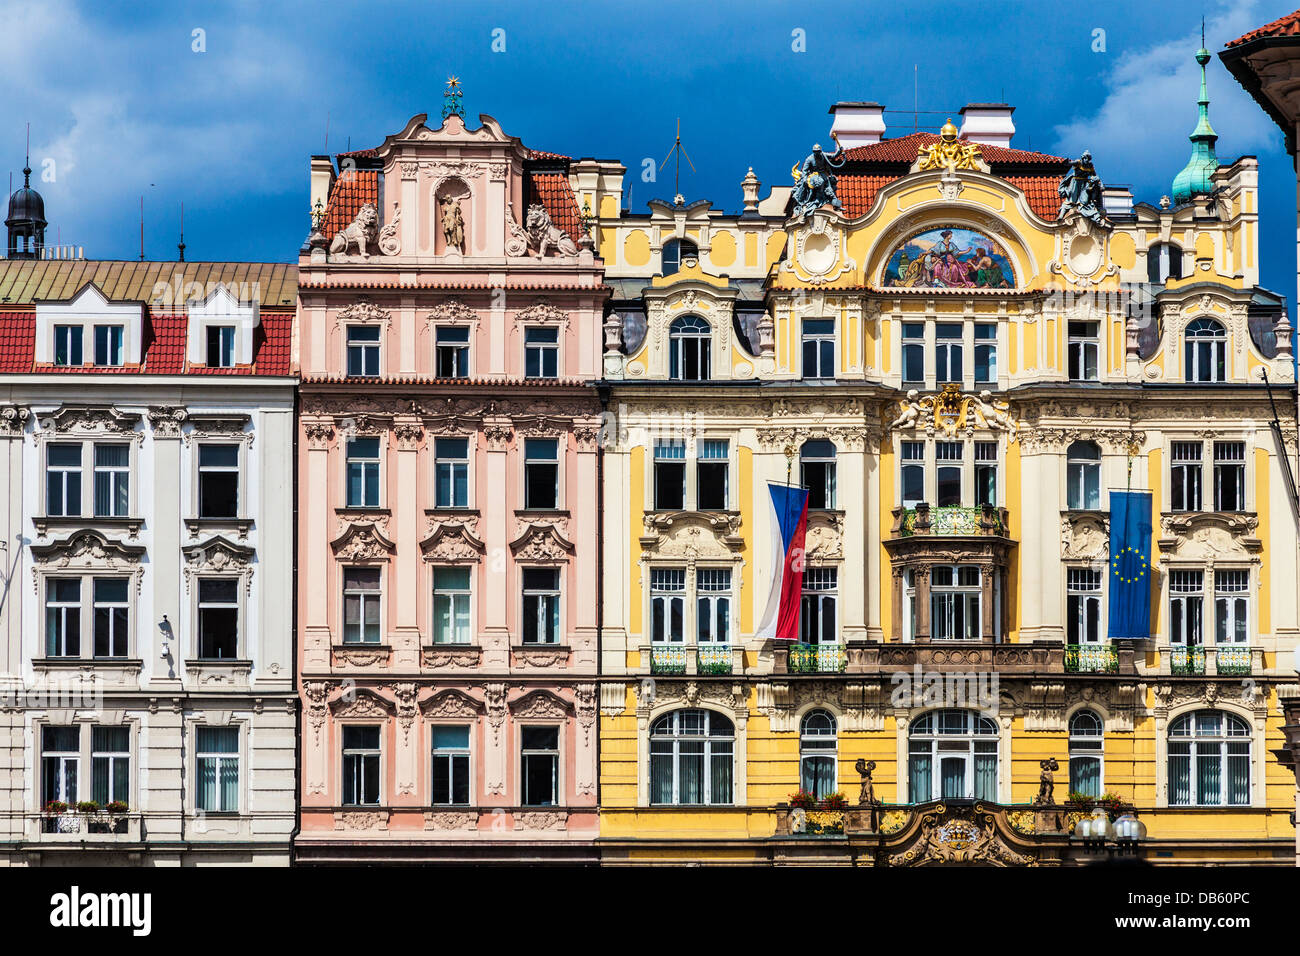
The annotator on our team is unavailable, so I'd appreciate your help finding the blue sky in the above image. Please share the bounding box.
[3,0,1298,310]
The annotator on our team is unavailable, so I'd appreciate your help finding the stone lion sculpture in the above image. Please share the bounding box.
[329,202,378,257]
[525,203,578,258]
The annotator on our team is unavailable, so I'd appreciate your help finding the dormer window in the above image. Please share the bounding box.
[207,326,236,368]
[669,315,710,381]
[54,326,83,366]
[1148,242,1183,284]
[436,326,471,377]
[1184,318,1226,383]
[93,325,124,367]
[662,239,698,276]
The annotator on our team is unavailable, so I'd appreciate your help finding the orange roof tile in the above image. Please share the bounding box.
[527,172,584,242]
[1227,9,1300,46]
[142,314,187,374]
[322,169,379,240]
[0,313,35,372]
[842,131,1067,166]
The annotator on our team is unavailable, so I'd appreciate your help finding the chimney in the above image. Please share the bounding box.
[828,102,886,149]
[310,155,336,223]
[1102,186,1134,219]
[958,104,1015,147]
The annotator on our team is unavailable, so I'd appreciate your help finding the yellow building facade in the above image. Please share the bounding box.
[588,99,1299,864]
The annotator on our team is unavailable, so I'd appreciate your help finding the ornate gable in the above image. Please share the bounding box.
[510,689,572,719]
[420,689,484,719]
[182,535,256,592]
[509,523,575,563]
[331,522,397,561]
[330,689,396,718]
[39,405,142,440]
[421,522,487,563]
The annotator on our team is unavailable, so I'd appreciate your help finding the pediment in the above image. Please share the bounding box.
[508,523,574,563]
[640,511,744,557]
[421,523,486,562]
[31,529,146,567]
[39,405,142,437]
[330,689,396,718]
[182,535,256,575]
[332,523,397,561]
[510,689,572,719]
[420,689,484,719]
[1158,512,1261,559]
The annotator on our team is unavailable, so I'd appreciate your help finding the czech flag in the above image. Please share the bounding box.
[756,483,809,642]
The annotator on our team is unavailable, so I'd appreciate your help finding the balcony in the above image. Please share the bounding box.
[650,644,687,675]
[787,643,847,674]
[894,504,1010,538]
[1215,645,1252,676]
[1170,645,1206,676]
[29,811,142,842]
[1065,643,1118,674]
[696,643,733,675]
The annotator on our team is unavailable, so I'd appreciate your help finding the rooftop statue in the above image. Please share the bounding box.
[1058,150,1107,226]
[791,142,846,219]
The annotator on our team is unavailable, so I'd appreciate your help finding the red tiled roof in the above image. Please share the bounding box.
[1002,175,1061,220]
[322,169,379,240]
[528,149,571,161]
[0,313,35,372]
[1227,9,1300,46]
[527,171,584,243]
[298,278,609,292]
[837,174,897,218]
[842,131,1067,166]
[303,375,590,387]
[254,313,292,376]
[142,314,186,374]
[336,147,380,159]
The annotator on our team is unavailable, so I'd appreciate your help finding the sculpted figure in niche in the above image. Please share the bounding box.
[440,195,466,253]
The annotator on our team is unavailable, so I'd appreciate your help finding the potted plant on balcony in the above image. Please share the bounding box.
[1065,790,1096,811]
[42,799,70,835]
[100,800,130,834]
[1097,791,1126,820]
[788,789,817,811]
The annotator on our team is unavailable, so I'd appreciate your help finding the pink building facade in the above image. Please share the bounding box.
[294,101,607,863]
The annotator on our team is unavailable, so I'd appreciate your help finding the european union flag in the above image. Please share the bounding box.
[1108,490,1153,639]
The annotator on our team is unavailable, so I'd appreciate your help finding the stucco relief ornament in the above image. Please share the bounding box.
[337,301,391,326]
[303,420,335,447]
[393,420,424,448]
[378,201,401,256]
[147,405,187,437]
[516,301,569,326]
[525,204,578,258]
[0,404,28,437]
[182,536,255,593]
[505,201,531,257]
[40,405,142,438]
[510,524,575,563]
[421,689,482,719]
[888,385,1019,440]
[916,120,982,172]
[428,299,478,324]
[329,202,378,257]
[331,523,396,561]
[420,522,486,562]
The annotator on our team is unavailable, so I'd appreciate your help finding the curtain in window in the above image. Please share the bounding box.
[678,741,704,804]
[709,743,732,804]
[940,757,966,799]
[1168,743,1191,805]
[93,445,129,516]
[1195,742,1222,805]
[909,755,932,803]
[801,755,834,799]
[974,753,997,800]
[197,727,239,811]
[650,747,673,804]
[1070,757,1101,798]
[1227,743,1249,805]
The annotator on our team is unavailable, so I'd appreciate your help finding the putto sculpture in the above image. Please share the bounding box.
[791,142,846,219]
[329,202,378,256]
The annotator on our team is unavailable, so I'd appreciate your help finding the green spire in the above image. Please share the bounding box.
[1172,31,1219,205]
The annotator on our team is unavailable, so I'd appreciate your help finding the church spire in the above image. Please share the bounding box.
[1172,25,1220,205]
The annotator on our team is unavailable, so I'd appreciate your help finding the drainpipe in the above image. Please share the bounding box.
[289,386,302,866]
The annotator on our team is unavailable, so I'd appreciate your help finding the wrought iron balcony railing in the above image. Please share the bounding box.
[895,504,1009,538]
[696,643,733,675]
[1064,643,1118,674]
[650,643,687,675]
[1170,645,1206,676]
[789,642,847,674]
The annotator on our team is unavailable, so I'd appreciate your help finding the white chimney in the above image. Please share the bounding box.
[828,102,886,149]
[958,104,1015,147]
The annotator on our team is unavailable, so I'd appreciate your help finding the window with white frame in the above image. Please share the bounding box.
[43,576,131,659]
[668,314,710,381]
[1067,568,1102,644]
[91,726,130,806]
[198,444,240,518]
[41,726,80,805]
[802,318,836,379]
[1213,441,1245,512]
[1068,710,1103,798]
[651,568,686,643]
[650,709,733,806]
[524,326,559,379]
[434,438,469,508]
[522,568,561,645]
[935,323,963,384]
[431,726,471,805]
[1066,441,1101,510]
[435,325,470,377]
[1170,441,1202,512]
[1184,318,1226,383]
[342,567,382,645]
[696,568,731,644]
[46,444,83,516]
[93,325,124,367]
[92,443,129,517]
[520,726,559,806]
[935,441,963,507]
[1168,711,1249,807]
[432,567,472,644]
[92,578,129,658]
[342,725,382,806]
[974,441,997,507]
[54,325,83,366]
[1067,321,1100,381]
[346,437,381,508]
[206,325,236,367]
[901,441,925,508]
[653,439,686,510]
[523,438,559,510]
[347,325,381,377]
[1214,570,1249,645]
[1169,570,1204,646]
[196,726,239,812]
[45,579,82,657]
[661,238,697,276]
[908,710,998,803]
[799,709,837,799]
[800,440,836,510]
[902,322,925,384]
[696,439,729,511]
[974,324,997,384]
[800,567,838,644]
[931,565,980,641]
[197,578,239,659]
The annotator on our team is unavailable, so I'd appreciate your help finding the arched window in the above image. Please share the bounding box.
[662,238,698,276]
[1066,440,1101,510]
[800,439,836,509]
[1068,709,1104,798]
[649,709,733,805]
[1168,711,1250,806]
[799,709,837,798]
[1147,242,1183,284]
[908,709,998,803]
[669,314,710,381]
[1184,318,1226,383]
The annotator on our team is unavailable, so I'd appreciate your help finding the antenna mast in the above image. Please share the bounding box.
[659,118,696,204]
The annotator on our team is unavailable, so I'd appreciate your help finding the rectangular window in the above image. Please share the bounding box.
[342,567,382,645]
[93,443,129,517]
[521,726,559,807]
[523,438,559,509]
[346,437,381,508]
[935,323,963,384]
[196,726,239,812]
[93,325,124,367]
[54,325,83,366]
[801,318,836,379]
[696,439,729,511]
[45,578,81,657]
[522,568,561,645]
[93,578,129,658]
[198,444,240,518]
[1068,321,1100,381]
[974,441,997,507]
[1213,442,1245,513]
[1171,442,1202,512]
[800,440,837,510]
[435,325,470,377]
[650,568,686,643]
[931,565,982,641]
[901,441,925,508]
[47,443,82,517]
[1170,570,1204,646]
[91,726,129,806]
[431,726,471,805]
[697,568,732,643]
[653,439,686,511]
[197,578,239,659]
[524,326,559,379]
[434,438,469,508]
[974,324,997,384]
[1214,569,1249,645]
[935,441,963,507]
[433,567,472,644]
[346,325,380,377]
[206,326,235,367]
[42,726,80,805]
[800,567,838,644]
[902,322,925,384]
[342,726,381,806]
[1067,568,1102,644]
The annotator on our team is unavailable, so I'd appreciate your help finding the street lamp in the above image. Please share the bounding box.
[1073,806,1146,857]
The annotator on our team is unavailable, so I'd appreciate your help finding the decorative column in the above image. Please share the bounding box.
[302,418,335,670]
[393,418,424,668]
[914,566,931,641]
[482,418,514,668]
[148,406,186,687]
[0,406,28,690]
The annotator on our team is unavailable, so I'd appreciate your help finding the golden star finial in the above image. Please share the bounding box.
[447,76,461,89]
